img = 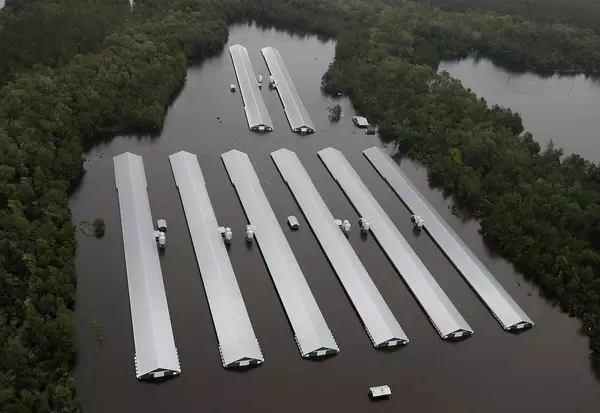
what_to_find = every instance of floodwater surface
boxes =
[71,24,600,413]
[440,58,600,159]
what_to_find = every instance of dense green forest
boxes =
[1,0,600,411]
[413,0,600,35]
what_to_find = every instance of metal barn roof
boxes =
[318,148,473,340]
[261,46,315,133]
[271,149,408,348]
[222,150,338,357]
[229,44,273,132]
[364,147,534,331]
[113,153,181,380]
[169,151,264,368]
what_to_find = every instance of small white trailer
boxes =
[369,385,391,399]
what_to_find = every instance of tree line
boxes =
[0,1,228,411]
[412,0,600,35]
[2,0,600,411]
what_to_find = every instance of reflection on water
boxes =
[72,23,600,413]
[440,57,600,160]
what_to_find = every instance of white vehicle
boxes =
[287,215,300,230]
[154,219,167,248]
[230,84,236,92]
[219,226,233,243]
[358,218,370,233]
[411,214,424,230]
[245,225,255,242]
[258,74,263,83]
[157,232,166,248]
[335,219,351,235]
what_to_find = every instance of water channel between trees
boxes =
[71,23,600,413]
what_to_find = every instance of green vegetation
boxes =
[0,1,228,411]
[413,0,600,35]
[91,218,105,238]
[91,320,103,350]
[1,0,600,411]
[0,0,131,84]
[328,104,342,122]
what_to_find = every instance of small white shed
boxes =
[287,216,299,230]
[369,385,391,399]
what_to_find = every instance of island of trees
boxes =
[1,0,600,411]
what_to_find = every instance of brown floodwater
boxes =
[71,23,600,413]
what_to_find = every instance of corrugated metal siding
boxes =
[364,147,534,331]
[169,151,264,368]
[318,148,473,340]
[261,46,315,133]
[229,44,273,131]
[113,153,181,380]
[222,150,338,357]
[271,149,408,347]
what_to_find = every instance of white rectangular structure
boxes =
[229,44,273,132]
[113,153,181,380]
[364,147,534,331]
[169,151,264,368]
[222,149,338,358]
[261,46,315,133]
[369,385,392,398]
[318,148,473,339]
[271,148,409,348]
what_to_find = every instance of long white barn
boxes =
[114,152,181,380]
[318,148,473,340]
[169,151,264,368]
[364,147,533,331]
[272,148,409,348]
[229,44,273,132]
[261,46,315,133]
[222,149,338,358]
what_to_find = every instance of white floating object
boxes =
[246,225,255,242]
[342,219,351,234]
[369,385,391,399]
[411,215,424,229]
[353,116,369,128]
[359,218,370,233]
[287,215,299,230]
[230,84,236,92]
[219,226,233,243]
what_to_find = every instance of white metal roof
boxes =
[318,148,473,339]
[222,149,338,357]
[113,153,180,380]
[271,148,409,348]
[353,116,369,127]
[229,44,273,131]
[169,151,264,368]
[261,46,315,133]
[364,147,534,331]
[369,385,391,397]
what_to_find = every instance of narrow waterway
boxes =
[71,24,600,413]
[440,57,600,159]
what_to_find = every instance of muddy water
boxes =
[440,58,600,159]
[71,23,600,413]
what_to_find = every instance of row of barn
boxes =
[113,147,534,380]
[229,44,315,134]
